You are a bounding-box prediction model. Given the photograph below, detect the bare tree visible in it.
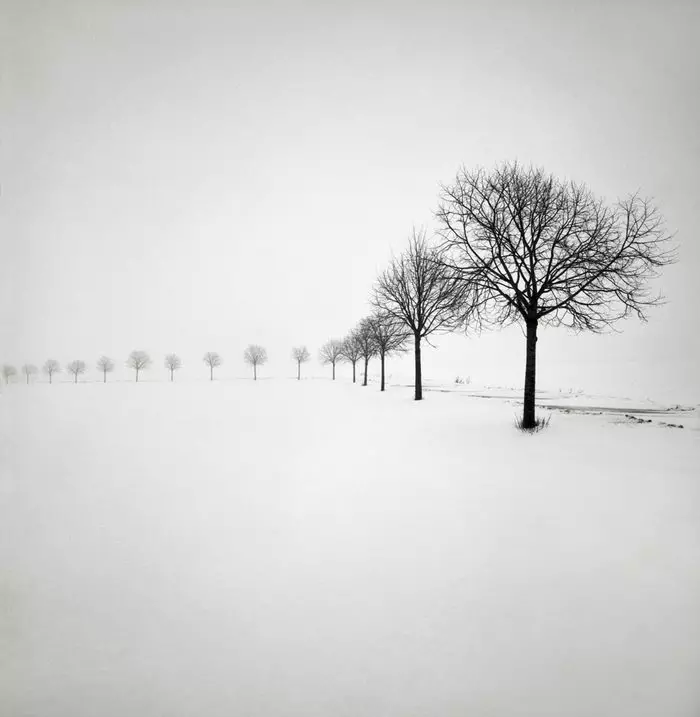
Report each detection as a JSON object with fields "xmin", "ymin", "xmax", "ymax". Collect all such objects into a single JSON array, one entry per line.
[
  {"xmin": 165, "ymin": 353, "xmax": 182, "ymax": 382},
  {"xmin": 96, "ymin": 356, "xmax": 115, "ymax": 383},
  {"xmin": 291, "ymin": 346, "xmax": 310, "ymax": 380},
  {"xmin": 22, "ymin": 364, "xmax": 38, "ymax": 384},
  {"xmin": 340, "ymin": 331, "xmax": 363, "ymax": 384},
  {"xmin": 368, "ymin": 312, "xmax": 410, "ymax": 391},
  {"xmin": 243, "ymin": 345, "xmax": 267, "ymax": 380},
  {"xmin": 436, "ymin": 161, "xmax": 675, "ymax": 428},
  {"xmin": 127, "ymin": 351, "xmax": 151, "ymax": 382},
  {"xmin": 373, "ymin": 229, "xmax": 464, "ymax": 400},
  {"xmin": 354, "ymin": 318, "xmax": 379, "ymax": 387},
  {"xmin": 67, "ymin": 360, "xmax": 87, "ymax": 383},
  {"xmin": 318, "ymin": 339, "xmax": 343, "ymax": 381},
  {"xmin": 43, "ymin": 359, "xmax": 61, "ymax": 384},
  {"xmin": 203, "ymin": 352, "xmax": 222, "ymax": 381},
  {"xmin": 2, "ymin": 365, "xmax": 17, "ymax": 384}
]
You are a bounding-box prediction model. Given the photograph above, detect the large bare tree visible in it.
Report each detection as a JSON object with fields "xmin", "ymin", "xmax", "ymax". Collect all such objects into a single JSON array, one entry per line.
[
  {"xmin": 165, "ymin": 353, "xmax": 182, "ymax": 382},
  {"xmin": 319, "ymin": 339, "xmax": 343, "ymax": 381},
  {"xmin": 127, "ymin": 351, "xmax": 151, "ymax": 382},
  {"xmin": 368, "ymin": 312, "xmax": 410, "ymax": 391},
  {"xmin": 2, "ymin": 365, "xmax": 17, "ymax": 384},
  {"xmin": 354, "ymin": 318, "xmax": 378, "ymax": 387},
  {"xmin": 203, "ymin": 352, "xmax": 221, "ymax": 381},
  {"xmin": 373, "ymin": 229, "xmax": 464, "ymax": 400},
  {"xmin": 243, "ymin": 345, "xmax": 267, "ymax": 380},
  {"xmin": 436, "ymin": 162, "xmax": 675, "ymax": 428},
  {"xmin": 67, "ymin": 360, "xmax": 87, "ymax": 383},
  {"xmin": 22, "ymin": 364, "xmax": 38, "ymax": 384},
  {"xmin": 340, "ymin": 331, "xmax": 363, "ymax": 384},
  {"xmin": 291, "ymin": 346, "xmax": 310, "ymax": 380},
  {"xmin": 43, "ymin": 359, "xmax": 60, "ymax": 384},
  {"xmin": 96, "ymin": 356, "xmax": 115, "ymax": 383}
]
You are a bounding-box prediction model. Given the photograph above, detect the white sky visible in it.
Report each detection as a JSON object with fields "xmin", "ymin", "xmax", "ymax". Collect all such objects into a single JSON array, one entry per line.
[{"xmin": 2, "ymin": 0, "xmax": 699, "ymax": 401}]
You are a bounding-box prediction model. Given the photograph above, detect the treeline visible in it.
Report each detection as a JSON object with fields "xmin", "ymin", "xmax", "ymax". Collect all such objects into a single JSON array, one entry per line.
[
  {"xmin": 320, "ymin": 161, "xmax": 674, "ymax": 429},
  {"xmin": 5, "ymin": 162, "xmax": 674, "ymax": 430},
  {"xmin": 3, "ymin": 345, "xmax": 270, "ymax": 385}
]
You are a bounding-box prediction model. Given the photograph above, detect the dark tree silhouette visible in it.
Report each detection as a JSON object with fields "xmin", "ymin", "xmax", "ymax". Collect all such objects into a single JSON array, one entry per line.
[
  {"xmin": 43, "ymin": 359, "xmax": 60, "ymax": 384},
  {"xmin": 203, "ymin": 352, "xmax": 222, "ymax": 381},
  {"xmin": 127, "ymin": 351, "xmax": 151, "ymax": 382},
  {"xmin": 319, "ymin": 339, "xmax": 344, "ymax": 381},
  {"xmin": 354, "ymin": 318, "xmax": 378, "ymax": 387},
  {"xmin": 96, "ymin": 356, "xmax": 115, "ymax": 383},
  {"xmin": 244, "ymin": 345, "xmax": 267, "ymax": 380},
  {"xmin": 292, "ymin": 346, "xmax": 310, "ymax": 380},
  {"xmin": 368, "ymin": 312, "xmax": 410, "ymax": 392},
  {"xmin": 2, "ymin": 365, "xmax": 17, "ymax": 384},
  {"xmin": 436, "ymin": 162, "xmax": 675, "ymax": 428},
  {"xmin": 67, "ymin": 360, "xmax": 87, "ymax": 383},
  {"xmin": 373, "ymin": 229, "xmax": 464, "ymax": 400},
  {"xmin": 22, "ymin": 364, "xmax": 38, "ymax": 384},
  {"xmin": 340, "ymin": 331, "xmax": 363, "ymax": 384},
  {"xmin": 165, "ymin": 353, "xmax": 182, "ymax": 382}
]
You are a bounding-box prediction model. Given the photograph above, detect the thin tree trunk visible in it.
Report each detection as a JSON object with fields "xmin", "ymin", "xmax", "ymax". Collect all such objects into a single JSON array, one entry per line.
[
  {"xmin": 332, "ymin": 362, "xmax": 335, "ymax": 380},
  {"xmin": 103, "ymin": 370, "xmax": 107, "ymax": 383},
  {"xmin": 352, "ymin": 361, "xmax": 356, "ymax": 383},
  {"xmin": 380, "ymin": 352, "xmax": 385, "ymax": 391},
  {"xmin": 523, "ymin": 318, "xmax": 538, "ymax": 428},
  {"xmin": 136, "ymin": 369, "xmax": 139, "ymax": 383},
  {"xmin": 254, "ymin": 364, "xmax": 257, "ymax": 381},
  {"xmin": 363, "ymin": 357, "xmax": 368, "ymax": 386},
  {"xmin": 210, "ymin": 366, "xmax": 213, "ymax": 381},
  {"xmin": 26, "ymin": 373, "xmax": 29, "ymax": 385},
  {"xmin": 170, "ymin": 369, "xmax": 174, "ymax": 382},
  {"xmin": 414, "ymin": 333, "xmax": 422, "ymax": 401},
  {"xmin": 75, "ymin": 373, "xmax": 78, "ymax": 384},
  {"xmin": 49, "ymin": 374, "xmax": 52, "ymax": 384},
  {"xmin": 297, "ymin": 361, "xmax": 300, "ymax": 380}
]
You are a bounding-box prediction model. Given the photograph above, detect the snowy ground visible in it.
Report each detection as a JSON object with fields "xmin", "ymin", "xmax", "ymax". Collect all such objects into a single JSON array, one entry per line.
[{"xmin": 1, "ymin": 378, "xmax": 699, "ymax": 717}]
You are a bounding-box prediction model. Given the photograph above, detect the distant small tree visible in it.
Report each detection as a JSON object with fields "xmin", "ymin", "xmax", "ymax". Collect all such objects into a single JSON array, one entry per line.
[
  {"xmin": 43, "ymin": 360, "xmax": 61, "ymax": 384},
  {"xmin": 67, "ymin": 360, "xmax": 87, "ymax": 383},
  {"xmin": 291, "ymin": 346, "xmax": 310, "ymax": 380},
  {"xmin": 2, "ymin": 365, "xmax": 17, "ymax": 384},
  {"xmin": 369, "ymin": 312, "xmax": 410, "ymax": 391},
  {"xmin": 202, "ymin": 352, "xmax": 222, "ymax": 381},
  {"xmin": 319, "ymin": 339, "xmax": 344, "ymax": 380},
  {"xmin": 165, "ymin": 353, "xmax": 182, "ymax": 382},
  {"xmin": 96, "ymin": 356, "xmax": 115, "ymax": 383},
  {"xmin": 243, "ymin": 345, "xmax": 267, "ymax": 380},
  {"xmin": 127, "ymin": 351, "xmax": 151, "ymax": 382},
  {"xmin": 355, "ymin": 318, "xmax": 379, "ymax": 387},
  {"xmin": 340, "ymin": 332, "xmax": 363, "ymax": 384},
  {"xmin": 22, "ymin": 364, "xmax": 38, "ymax": 384}
]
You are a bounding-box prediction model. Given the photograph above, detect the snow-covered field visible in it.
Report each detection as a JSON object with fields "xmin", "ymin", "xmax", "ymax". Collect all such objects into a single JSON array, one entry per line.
[{"xmin": 1, "ymin": 379, "xmax": 699, "ymax": 716}]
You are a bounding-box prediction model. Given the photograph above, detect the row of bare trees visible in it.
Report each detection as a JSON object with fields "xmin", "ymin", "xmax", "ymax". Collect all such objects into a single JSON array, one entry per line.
[
  {"xmin": 331, "ymin": 161, "xmax": 673, "ymax": 428},
  {"xmin": 3, "ymin": 346, "xmax": 271, "ymax": 384}
]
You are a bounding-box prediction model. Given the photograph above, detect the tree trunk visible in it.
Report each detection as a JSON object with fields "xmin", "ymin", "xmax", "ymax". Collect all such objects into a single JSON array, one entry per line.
[
  {"xmin": 49, "ymin": 374, "xmax": 52, "ymax": 384},
  {"xmin": 170, "ymin": 369, "xmax": 174, "ymax": 382},
  {"xmin": 332, "ymin": 361, "xmax": 335, "ymax": 381},
  {"xmin": 103, "ymin": 370, "xmax": 107, "ymax": 383},
  {"xmin": 363, "ymin": 357, "xmax": 368, "ymax": 386},
  {"xmin": 414, "ymin": 334, "xmax": 422, "ymax": 401},
  {"xmin": 254, "ymin": 364, "xmax": 257, "ymax": 381},
  {"xmin": 523, "ymin": 319, "xmax": 538, "ymax": 428},
  {"xmin": 26, "ymin": 373, "xmax": 29, "ymax": 385},
  {"xmin": 352, "ymin": 361, "xmax": 356, "ymax": 383},
  {"xmin": 75, "ymin": 373, "xmax": 78, "ymax": 384},
  {"xmin": 136, "ymin": 368, "xmax": 139, "ymax": 383},
  {"xmin": 210, "ymin": 366, "xmax": 213, "ymax": 381},
  {"xmin": 297, "ymin": 361, "xmax": 300, "ymax": 380},
  {"xmin": 380, "ymin": 352, "xmax": 385, "ymax": 391}
]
